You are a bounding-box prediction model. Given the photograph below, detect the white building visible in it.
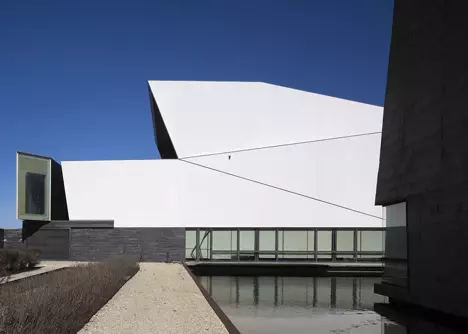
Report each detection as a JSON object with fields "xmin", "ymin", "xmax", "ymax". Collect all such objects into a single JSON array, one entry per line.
[{"xmin": 16, "ymin": 81, "xmax": 385, "ymax": 262}]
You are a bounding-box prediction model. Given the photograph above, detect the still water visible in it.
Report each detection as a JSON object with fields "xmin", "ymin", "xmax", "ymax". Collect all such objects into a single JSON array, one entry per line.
[
  {"xmin": 199, "ymin": 276, "xmax": 390, "ymax": 334},
  {"xmin": 199, "ymin": 276, "xmax": 467, "ymax": 334}
]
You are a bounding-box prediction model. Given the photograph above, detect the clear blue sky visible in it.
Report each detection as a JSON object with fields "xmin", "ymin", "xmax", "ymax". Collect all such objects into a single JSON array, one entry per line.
[{"xmin": 0, "ymin": 0, "xmax": 394, "ymax": 227}]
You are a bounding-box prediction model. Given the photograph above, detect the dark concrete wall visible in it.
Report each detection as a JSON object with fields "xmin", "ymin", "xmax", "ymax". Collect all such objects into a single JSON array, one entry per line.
[
  {"xmin": 27, "ymin": 228, "xmax": 70, "ymax": 259},
  {"xmin": 3, "ymin": 229, "xmax": 26, "ymax": 249},
  {"xmin": 0, "ymin": 229, "xmax": 3, "ymax": 248},
  {"xmin": 70, "ymin": 228, "xmax": 185, "ymax": 262},
  {"xmin": 376, "ymin": 0, "xmax": 468, "ymax": 204},
  {"xmin": 376, "ymin": 1, "xmax": 468, "ymax": 319}
]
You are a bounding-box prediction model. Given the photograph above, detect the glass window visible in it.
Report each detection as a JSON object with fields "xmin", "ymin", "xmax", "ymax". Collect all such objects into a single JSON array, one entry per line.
[
  {"xmin": 259, "ymin": 230, "xmax": 275, "ymax": 251},
  {"xmin": 212, "ymin": 231, "xmax": 233, "ymax": 251},
  {"xmin": 282, "ymin": 231, "xmax": 307, "ymax": 259},
  {"xmin": 17, "ymin": 153, "xmax": 51, "ymax": 221},
  {"xmin": 259, "ymin": 230, "xmax": 275, "ymax": 259},
  {"xmin": 357, "ymin": 231, "xmax": 384, "ymax": 252},
  {"xmin": 317, "ymin": 231, "xmax": 332, "ymax": 251},
  {"xmin": 212, "ymin": 230, "xmax": 235, "ymax": 260},
  {"xmin": 283, "ymin": 231, "xmax": 307, "ymax": 251},
  {"xmin": 239, "ymin": 230, "xmax": 255, "ymax": 251},
  {"xmin": 336, "ymin": 231, "xmax": 354, "ymax": 251},
  {"xmin": 185, "ymin": 230, "xmax": 197, "ymax": 259}
]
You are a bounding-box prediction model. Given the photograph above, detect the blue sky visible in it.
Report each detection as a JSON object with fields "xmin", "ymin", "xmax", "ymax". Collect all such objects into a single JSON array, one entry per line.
[{"xmin": 0, "ymin": 0, "xmax": 394, "ymax": 227}]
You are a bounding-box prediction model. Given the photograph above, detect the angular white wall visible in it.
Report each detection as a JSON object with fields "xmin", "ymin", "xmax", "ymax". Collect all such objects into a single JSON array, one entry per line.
[
  {"xmin": 62, "ymin": 159, "xmax": 384, "ymax": 228},
  {"xmin": 62, "ymin": 81, "xmax": 385, "ymax": 228},
  {"xmin": 148, "ymin": 81, "xmax": 383, "ymax": 158},
  {"xmin": 185, "ymin": 133, "xmax": 383, "ymax": 219}
]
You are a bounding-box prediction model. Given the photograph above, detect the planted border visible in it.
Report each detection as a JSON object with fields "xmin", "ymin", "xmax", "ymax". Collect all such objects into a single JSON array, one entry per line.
[{"xmin": 0, "ymin": 257, "xmax": 139, "ymax": 334}]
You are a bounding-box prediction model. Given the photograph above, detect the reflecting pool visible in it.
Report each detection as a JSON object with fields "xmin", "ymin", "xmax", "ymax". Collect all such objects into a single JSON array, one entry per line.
[{"xmin": 199, "ymin": 276, "xmax": 388, "ymax": 334}]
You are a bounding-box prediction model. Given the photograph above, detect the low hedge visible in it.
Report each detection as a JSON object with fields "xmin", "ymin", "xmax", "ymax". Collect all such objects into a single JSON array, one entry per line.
[
  {"xmin": 0, "ymin": 249, "xmax": 41, "ymax": 274},
  {"xmin": 0, "ymin": 256, "xmax": 139, "ymax": 334}
]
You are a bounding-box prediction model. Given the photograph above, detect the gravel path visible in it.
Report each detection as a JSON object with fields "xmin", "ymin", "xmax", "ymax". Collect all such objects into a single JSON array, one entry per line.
[{"xmin": 79, "ymin": 263, "xmax": 229, "ymax": 334}]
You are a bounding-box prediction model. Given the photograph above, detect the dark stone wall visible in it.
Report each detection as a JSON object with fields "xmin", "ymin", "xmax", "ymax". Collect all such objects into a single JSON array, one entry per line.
[
  {"xmin": 376, "ymin": 0, "xmax": 468, "ymax": 205},
  {"xmin": 18, "ymin": 221, "xmax": 185, "ymax": 262},
  {"xmin": 376, "ymin": 1, "xmax": 468, "ymax": 319},
  {"xmin": 3, "ymin": 229, "xmax": 26, "ymax": 249},
  {"xmin": 70, "ymin": 228, "xmax": 185, "ymax": 262},
  {"xmin": 0, "ymin": 229, "xmax": 3, "ymax": 248}
]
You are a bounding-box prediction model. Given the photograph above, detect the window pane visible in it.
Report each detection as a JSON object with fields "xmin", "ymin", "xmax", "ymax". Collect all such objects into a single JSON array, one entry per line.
[
  {"xmin": 239, "ymin": 230, "xmax": 255, "ymax": 251},
  {"xmin": 259, "ymin": 230, "xmax": 275, "ymax": 251},
  {"xmin": 283, "ymin": 231, "xmax": 307, "ymax": 251},
  {"xmin": 212, "ymin": 231, "xmax": 233, "ymax": 251},
  {"xmin": 17, "ymin": 153, "xmax": 51, "ymax": 220},
  {"xmin": 358, "ymin": 231, "xmax": 384, "ymax": 252},
  {"xmin": 317, "ymin": 231, "xmax": 332, "ymax": 251},
  {"xmin": 282, "ymin": 231, "xmax": 307, "ymax": 259},
  {"xmin": 336, "ymin": 231, "xmax": 354, "ymax": 251},
  {"xmin": 185, "ymin": 230, "xmax": 196, "ymax": 259},
  {"xmin": 212, "ymin": 230, "xmax": 234, "ymax": 260}
]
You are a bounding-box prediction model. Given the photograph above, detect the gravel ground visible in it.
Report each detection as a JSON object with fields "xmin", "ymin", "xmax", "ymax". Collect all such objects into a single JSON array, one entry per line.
[
  {"xmin": 79, "ymin": 263, "xmax": 229, "ymax": 334},
  {"xmin": 1, "ymin": 261, "xmax": 80, "ymax": 284}
]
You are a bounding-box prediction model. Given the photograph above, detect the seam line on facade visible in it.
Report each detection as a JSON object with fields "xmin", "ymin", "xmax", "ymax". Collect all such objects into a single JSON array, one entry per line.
[
  {"xmin": 179, "ymin": 131, "xmax": 381, "ymax": 160},
  {"xmin": 180, "ymin": 159, "xmax": 384, "ymax": 220}
]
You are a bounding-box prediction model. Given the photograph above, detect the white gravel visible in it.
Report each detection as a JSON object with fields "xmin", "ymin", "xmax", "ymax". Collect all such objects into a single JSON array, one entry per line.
[{"xmin": 79, "ymin": 263, "xmax": 229, "ymax": 334}]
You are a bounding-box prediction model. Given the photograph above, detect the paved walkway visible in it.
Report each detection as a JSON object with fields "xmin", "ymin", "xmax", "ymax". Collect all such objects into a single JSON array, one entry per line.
[
  {"xmin": 1, "ymin": 261, "xmax": 79, "ymax": 284},
  {"xmin": 79, "ymin": 263, "xmax": 229, "ymax": 334}
]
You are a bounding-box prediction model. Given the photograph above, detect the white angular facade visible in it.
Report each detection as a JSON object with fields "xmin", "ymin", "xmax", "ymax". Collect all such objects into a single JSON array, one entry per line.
[{"xmin": 62, "ymin": 81, "xmax": 384, "ymax": 229}]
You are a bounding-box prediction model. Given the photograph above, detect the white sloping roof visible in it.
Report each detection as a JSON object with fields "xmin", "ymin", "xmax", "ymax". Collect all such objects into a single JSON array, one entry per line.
[{"xmin": 148, "ymin": 81, "xmax": 383, "ymax": 158}]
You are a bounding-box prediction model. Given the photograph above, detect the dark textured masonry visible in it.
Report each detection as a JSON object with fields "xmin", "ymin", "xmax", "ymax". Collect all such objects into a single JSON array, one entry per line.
[
  {"xmin": 1, "ymin": 221, "xmax": 185, "ymax": 263},
  {"xmin": 70, "ymin": 228, "xmax": 185, "ymax": 262},
  {"xmin": 375, "ymin": 0, "xmax": 468, "ymax": 320}
]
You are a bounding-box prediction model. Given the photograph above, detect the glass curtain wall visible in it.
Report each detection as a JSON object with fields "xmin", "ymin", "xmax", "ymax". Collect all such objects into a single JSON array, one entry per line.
[{"xmin": 186, "ymin": 228, "xmax": 385, "ymax": 262}]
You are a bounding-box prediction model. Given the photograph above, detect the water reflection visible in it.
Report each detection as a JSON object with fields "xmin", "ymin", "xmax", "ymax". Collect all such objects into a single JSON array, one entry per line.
[
  {"xmin": 199, "ymin": 276, "xmax": 467, "ymax": 334},
  {"xmin": 199, "ymin": 276, "xmax": 387, "ymax": 334},
  {"xmin": 199, "ymin": 276, "xmax": 384, "ymax": 310}
]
